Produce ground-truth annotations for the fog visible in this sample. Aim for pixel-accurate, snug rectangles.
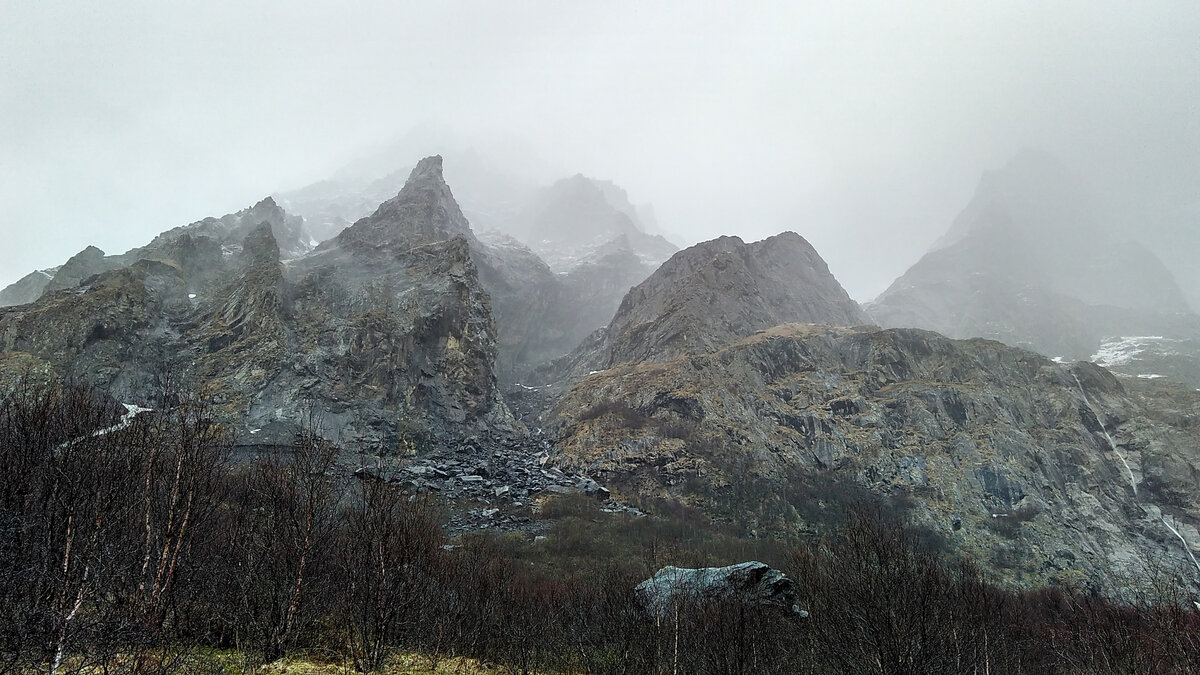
[2,1,1198,301]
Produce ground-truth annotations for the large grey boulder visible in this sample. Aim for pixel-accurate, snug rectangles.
[634,561,806,620]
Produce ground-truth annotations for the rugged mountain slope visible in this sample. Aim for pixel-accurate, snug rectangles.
[44,245,114,294]
[0,269,57,307]
[278,158,673,381]
[324,156,667,384]
[868,150,1200,383]
[139,196,312,260]
[602,232,869,367]
[551,323,1200,595]
[323,155,563,384]
[0,159,514,448]
[0,198,313,308]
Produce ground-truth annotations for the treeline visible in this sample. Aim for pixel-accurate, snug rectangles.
[2,380,1200,674]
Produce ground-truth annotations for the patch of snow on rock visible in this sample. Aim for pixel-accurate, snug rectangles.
[1091,336,1169,368]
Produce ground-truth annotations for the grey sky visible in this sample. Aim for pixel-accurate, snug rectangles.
[2,1,1198,301]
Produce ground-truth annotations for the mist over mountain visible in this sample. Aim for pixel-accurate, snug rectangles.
[867,150,1200,384]
[4,5,1200,670]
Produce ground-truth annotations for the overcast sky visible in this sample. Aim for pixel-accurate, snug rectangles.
[2,1,1198,300]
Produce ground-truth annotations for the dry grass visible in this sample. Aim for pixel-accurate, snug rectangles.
[250,652,506,674]
[48,650,509,675]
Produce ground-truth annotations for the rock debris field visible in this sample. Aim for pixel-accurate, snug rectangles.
[350,431,642,536]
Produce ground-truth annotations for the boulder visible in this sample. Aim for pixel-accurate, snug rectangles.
[634,561,806,620]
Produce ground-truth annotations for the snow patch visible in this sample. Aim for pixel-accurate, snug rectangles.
[91,403,153,438]
[1137,374,1165,379]
[188,293,197,299]
[1090,336,1169,368]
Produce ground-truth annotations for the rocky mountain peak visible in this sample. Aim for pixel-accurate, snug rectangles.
[601,232,869,366]
[242,221,281,268]
[45,245,108,292]
[868,149,1196,372]
[938,148,1097,252]
[524,174,636,244]
[334,154,475,250]
[242,195,284,222]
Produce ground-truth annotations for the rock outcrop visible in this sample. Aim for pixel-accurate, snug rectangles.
[635,562,805,620]
[139,196,312,260]
[551,323,1200,595]
[45,245,114,293]
[0,268,57,307]
[603,232,869,367]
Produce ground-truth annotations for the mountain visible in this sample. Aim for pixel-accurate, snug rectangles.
[0,197,313,308]
[551,323,1200,596]
[280,157,674,280]
[0,158,514,448]
[278,159,668,383]
[600,232,869,368]
[276,149,539,244]
[867,150,1200,384]
[515,174,678,273]
[0,268,57,307]
[8,147,1200,603]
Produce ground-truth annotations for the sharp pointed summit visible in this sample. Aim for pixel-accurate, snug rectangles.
[334,154,476,250]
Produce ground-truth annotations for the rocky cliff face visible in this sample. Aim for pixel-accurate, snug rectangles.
[45,245,115,294]
[0,159,514,449]
[868,150,1200,384]
[277,159,675,383]
[551,323,1200,596]
[323,157,667,386]
[0,256,192,390]
[602,232,869,367]
[333,156,476,250]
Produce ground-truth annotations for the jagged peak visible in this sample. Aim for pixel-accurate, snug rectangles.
[405,155,445,185]
[239,195,287,223]
[242,221,281,267]
[74,245,106,258]
[334,154,475,250]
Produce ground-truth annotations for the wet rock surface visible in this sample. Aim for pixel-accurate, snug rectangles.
[635,562,805,620]
[552,323,1200,597]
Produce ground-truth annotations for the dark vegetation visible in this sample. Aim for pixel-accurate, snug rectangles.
[3,380,1200,673]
